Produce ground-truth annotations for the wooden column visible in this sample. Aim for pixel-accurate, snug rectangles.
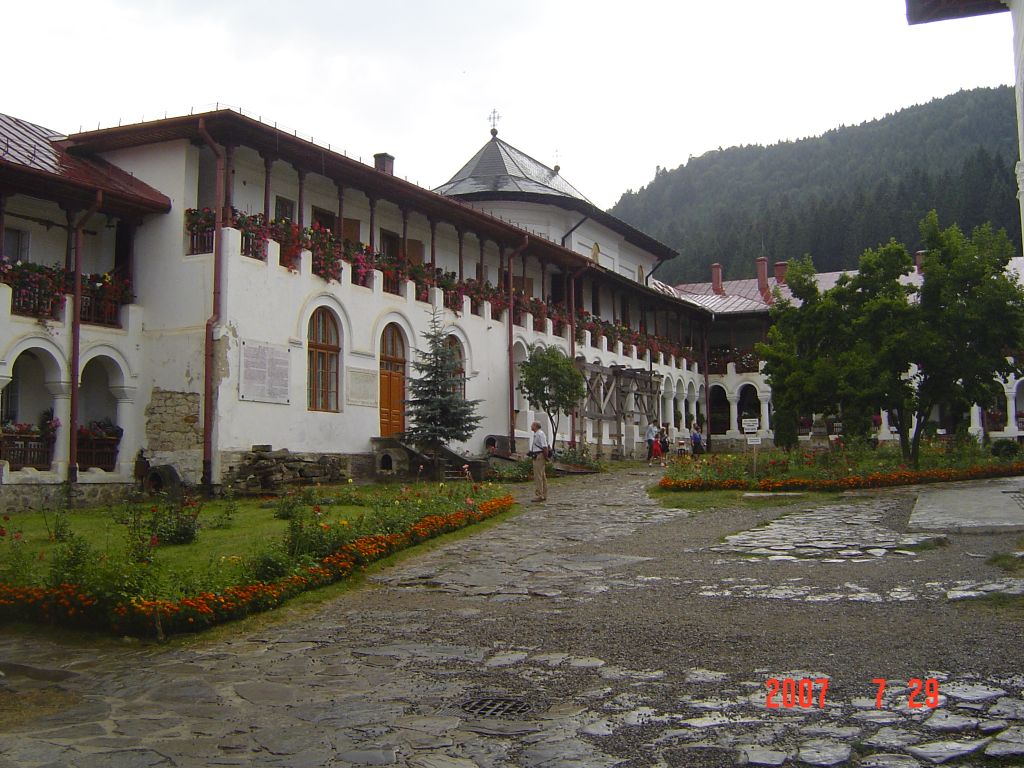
[499,245,506,291]
[429,218,437,269]
[334,181,345,237]
[0,193,5,260]
[62,207,75,273]
[224,144,236,216]
[401,208,409,261]
[295,168,306,228]
[457,228,464,282]
[540,260,547,301]
[262,155,273,221]
[368,197,377,251]
[479,238,486,282]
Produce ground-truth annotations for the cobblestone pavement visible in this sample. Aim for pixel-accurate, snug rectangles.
[1,469,1023,767]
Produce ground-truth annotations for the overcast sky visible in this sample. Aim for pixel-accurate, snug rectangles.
[5,1,1015,209]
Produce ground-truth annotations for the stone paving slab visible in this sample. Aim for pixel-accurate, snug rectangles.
[1,469,1023,767]
[909,476,1024,533]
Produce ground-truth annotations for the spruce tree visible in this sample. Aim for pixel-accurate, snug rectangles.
[403,310,482,455]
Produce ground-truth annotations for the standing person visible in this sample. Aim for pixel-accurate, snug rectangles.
[690,424,704,457]
[645,421,659,465]
[528,421,549,502]
[659,426,670,466]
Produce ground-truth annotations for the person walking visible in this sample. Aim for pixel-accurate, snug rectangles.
[645,421,659,465]
[528,421,549,502]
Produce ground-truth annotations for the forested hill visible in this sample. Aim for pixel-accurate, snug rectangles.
[610,87,1020,283]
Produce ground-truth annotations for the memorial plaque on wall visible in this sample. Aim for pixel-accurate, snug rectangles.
[239,340,291,404]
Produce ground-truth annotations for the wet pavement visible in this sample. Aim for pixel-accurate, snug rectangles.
[1,469,1023,767]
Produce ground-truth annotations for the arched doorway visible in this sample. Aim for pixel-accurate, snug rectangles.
[737,383,761,431]
[1,350,59,471]
[379,324,406,437]
[709,385,729,435]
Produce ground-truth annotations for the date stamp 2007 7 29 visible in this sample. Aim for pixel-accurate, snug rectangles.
[764,677,941,710]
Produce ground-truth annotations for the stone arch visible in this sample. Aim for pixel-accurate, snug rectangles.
[296,292,353,354]
[709,383,729,435]
[1,335,67,384]
[81,344,133,389]
[372,311,416,359]
[737,382,760,425]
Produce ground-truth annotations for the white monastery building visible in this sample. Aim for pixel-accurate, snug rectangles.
[0,111,710,495]
[4,89,1024,499]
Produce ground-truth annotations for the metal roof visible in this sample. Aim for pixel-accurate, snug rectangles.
[905,0,1007,24]
[434,132,591,201]
[435,131,678,263]
[0,113,170,215]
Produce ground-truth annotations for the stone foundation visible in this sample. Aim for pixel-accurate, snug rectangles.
[0,482,136,514]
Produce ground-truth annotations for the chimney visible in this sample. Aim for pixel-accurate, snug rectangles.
[914,250,925,274]
[756,256,769,299]
[774,261,788,284]
[711,263,724,295]
[374,152,395,175]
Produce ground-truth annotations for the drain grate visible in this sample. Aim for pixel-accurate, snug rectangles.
[460,696,534,719]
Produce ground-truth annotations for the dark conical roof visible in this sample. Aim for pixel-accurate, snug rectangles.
[434,132,590,202]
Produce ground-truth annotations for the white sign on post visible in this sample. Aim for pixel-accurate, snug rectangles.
[747,436,762,446]
[742,418,759,433]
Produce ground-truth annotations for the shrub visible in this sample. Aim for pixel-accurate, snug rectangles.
[273,493,302,520]
[991,439,1019,459]
[47,535,95,588]
[149,495,201,545]
[245,546,293,582]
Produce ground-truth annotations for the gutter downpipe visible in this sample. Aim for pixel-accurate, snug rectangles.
[68,190,103,484]
[568,263,589,447]
[198,118,225,494]
[507,236,529,450]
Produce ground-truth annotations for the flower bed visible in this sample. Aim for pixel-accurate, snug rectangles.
[0,492,514,638]
[659,460,1024,492]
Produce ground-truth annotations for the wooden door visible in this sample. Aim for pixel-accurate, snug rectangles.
[379,324,406,437]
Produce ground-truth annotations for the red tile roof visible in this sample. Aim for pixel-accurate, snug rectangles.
[0,114,170,215]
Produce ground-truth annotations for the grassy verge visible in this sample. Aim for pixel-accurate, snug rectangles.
[988,536,1024,573]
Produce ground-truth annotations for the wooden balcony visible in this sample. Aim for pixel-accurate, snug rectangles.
[10,284,62,320]
[77,435,120,472]
[1,434,54,471]
[188,229,214,255]
[80,284,122,327]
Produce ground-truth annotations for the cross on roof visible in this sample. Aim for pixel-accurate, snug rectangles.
[488,109,501,133]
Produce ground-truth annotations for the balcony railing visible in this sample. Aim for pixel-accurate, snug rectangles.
[1,434,54,471]
[382,272,401,295]
[10,284,62,320]
[188,229,214,255]
[77,435,120,472]
[80,284,121,327]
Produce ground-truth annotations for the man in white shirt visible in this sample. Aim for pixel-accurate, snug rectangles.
[528,421,549,502]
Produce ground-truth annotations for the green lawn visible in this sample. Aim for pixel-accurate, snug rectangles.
[1,493,369,596]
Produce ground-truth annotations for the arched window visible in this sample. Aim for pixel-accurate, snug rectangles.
[308,308,340,411]
[446,335,466,399]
